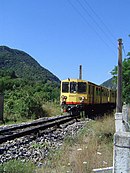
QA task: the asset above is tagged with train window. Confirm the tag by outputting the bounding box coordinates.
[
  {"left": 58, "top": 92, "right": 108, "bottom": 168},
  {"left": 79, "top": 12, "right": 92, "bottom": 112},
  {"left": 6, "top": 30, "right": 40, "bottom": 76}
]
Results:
[
  {"left": 62, "top": 82, "right": 69, "bottom": 93},
  {"left": 77, "top": 82, "right": 87, "bottom": 93},
  {"left": 99, "top": 88, "right": 101, "bottom": 95},
  {"left": 88, "top": 85, "right": 91, "bottom": 94},
  {"left": 96, "top": 88, "right": 100, "bottom": 95},
  {"left": 96, "top": 88, "right": 98, "bottom": 95},
  {"left": 112, "top": 92, "right": 114, "bottom": 97},
  {"left": 70, "top": 82, "right": 77, "bottom": 93}
]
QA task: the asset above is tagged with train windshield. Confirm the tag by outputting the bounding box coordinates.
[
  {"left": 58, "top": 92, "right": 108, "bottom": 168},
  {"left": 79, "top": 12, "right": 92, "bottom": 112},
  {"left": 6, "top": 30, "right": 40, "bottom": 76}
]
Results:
[
  {"left": 77, "top": 82, "right": 87, "bottom": 93},
  {"left": 70, "top": 82, "right": 87, "bottom": 93},
  {"left": 62, "top": 82, "right": 69, "bottom": 93},
  {"left": 70, "top": 82, "right": 77, "bottom": 93},
  {"left": 62, "top": 81, "right": 87, "bottom": 93}
]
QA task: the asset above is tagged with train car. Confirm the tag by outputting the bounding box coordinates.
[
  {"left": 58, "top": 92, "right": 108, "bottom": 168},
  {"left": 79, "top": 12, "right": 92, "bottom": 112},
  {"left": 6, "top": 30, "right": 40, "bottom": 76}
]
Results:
[
  {"left": 108, "top": 89, "right": 116, "bottom": 106},
  {"left": 60, "top": 78, "right": 116, "bottom": 115},
  {"left": 60, "top": 78, "right": 88, "bottom": 113}
]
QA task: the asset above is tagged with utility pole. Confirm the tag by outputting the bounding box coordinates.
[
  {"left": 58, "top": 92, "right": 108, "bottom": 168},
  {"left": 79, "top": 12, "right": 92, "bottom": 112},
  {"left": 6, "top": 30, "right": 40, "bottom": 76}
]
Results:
[
  {"left": 116, "top": 38, "right": 122, "bottom": 113},
  {"left": 113, "top": 40, "right": 130, "bottom": 172}
]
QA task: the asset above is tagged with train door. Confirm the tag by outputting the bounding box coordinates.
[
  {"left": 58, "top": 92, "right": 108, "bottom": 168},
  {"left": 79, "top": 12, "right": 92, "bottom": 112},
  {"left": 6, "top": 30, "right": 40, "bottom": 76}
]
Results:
[
  {"left": 92, "top": 85, "right": 95, "bottom": 104},
  {"left": 100, "top": 87, "right": 102, "bottom": 104},
  {"left": 88, "top": 85, "right": 91, "bottom": 104},
  {"left": 88, "top": 84, "right": 95, "bottom": 104}
]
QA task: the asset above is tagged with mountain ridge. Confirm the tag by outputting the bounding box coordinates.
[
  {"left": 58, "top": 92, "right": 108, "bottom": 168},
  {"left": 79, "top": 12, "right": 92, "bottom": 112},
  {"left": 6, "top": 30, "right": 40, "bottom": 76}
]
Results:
[
  {"left": 101, "top": 77, "right": 116, "bottom": 89},
  {"left": 0, "top": 45, "right": 60, "bottom": 83}
]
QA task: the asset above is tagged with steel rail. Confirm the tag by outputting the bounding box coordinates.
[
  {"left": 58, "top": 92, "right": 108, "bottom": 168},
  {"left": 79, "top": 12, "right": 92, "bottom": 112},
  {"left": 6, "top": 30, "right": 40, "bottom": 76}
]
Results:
[
  {"left": 0, "top": 114, "right": 72, "bottom": 134},
  {"left": 0, "top": 115, "right": 78, "bottom": 144}
]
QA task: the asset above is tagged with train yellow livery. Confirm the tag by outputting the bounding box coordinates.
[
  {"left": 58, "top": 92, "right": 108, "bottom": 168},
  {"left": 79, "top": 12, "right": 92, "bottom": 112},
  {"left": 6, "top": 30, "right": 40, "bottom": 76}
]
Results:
[{"left": 60, "top": 78, "right": 116, "bottom": 116}]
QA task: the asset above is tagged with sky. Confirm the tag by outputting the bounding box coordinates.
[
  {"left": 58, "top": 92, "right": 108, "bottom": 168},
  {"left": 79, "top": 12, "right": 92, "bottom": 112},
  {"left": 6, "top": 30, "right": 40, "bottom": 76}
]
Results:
[{"left": 0, "top": 0, "right": 130, "bottom": 85}]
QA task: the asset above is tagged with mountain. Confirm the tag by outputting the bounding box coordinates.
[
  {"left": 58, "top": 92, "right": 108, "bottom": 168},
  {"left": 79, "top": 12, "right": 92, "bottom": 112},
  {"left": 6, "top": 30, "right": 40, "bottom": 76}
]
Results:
[
  {"left": 0, "top": 46, "right": 60, "bottom": 83},
  {"left": 101, "top": 77, "right": 116, "bottom": 89}
]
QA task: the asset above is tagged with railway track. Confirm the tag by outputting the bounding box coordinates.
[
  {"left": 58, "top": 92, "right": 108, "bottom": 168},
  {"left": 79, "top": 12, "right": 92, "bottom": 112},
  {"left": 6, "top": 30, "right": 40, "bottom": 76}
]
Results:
[{"left": 0, "top": 114, "right": 79, "bottom": 144}]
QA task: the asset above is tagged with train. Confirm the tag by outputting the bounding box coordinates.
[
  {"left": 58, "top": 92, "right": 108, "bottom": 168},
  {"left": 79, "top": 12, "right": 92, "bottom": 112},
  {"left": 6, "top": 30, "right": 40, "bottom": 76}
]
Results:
[{"left": 60, "top": 78, "right": 116, "bottom": 116}]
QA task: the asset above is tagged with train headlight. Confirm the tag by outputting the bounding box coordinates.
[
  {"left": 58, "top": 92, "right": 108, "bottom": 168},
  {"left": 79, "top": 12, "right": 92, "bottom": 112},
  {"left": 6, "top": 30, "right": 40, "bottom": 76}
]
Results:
[
  {"left": 61, "top": 95, "right": 67, "bottom": 101},
  {"left": 79, "top": 96, "right": 85, "bottom": 102},
  {"left": 79, "top": 97, "right": 82, "bottom": 100},
  {"left": 61, "top": 95, "right": 64, "bottom": 99},
  {"left": 79, "top": 96, "right": 85, "bottom": 100}
]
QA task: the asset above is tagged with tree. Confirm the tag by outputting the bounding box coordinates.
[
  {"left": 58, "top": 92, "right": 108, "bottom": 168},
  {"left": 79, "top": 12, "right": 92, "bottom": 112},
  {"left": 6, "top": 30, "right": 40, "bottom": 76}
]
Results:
[
  {"left": 111, "top": 57, "right": 130, "bottom": 103},
  {"left": 10, "top": 71, "right": 17, "bottom": 79}
]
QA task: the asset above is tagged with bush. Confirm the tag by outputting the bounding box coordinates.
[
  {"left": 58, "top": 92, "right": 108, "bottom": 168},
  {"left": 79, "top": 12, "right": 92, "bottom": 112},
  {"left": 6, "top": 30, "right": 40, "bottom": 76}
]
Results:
[{"left": 2, "top": 77, "right": 60, "bottom": 122}]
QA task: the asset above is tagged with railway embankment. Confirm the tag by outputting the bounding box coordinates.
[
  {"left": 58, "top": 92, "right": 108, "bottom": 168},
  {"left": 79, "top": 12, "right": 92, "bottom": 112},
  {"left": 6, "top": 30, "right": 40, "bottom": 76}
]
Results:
[
  {"left": 0, "top": 112, "right": 115, "bottom": 172},
  {"left": 0, "top": 117, "right": 87, "bottom": 167},
  {"left": 38, "top": 113, "right": 115, "bottom": 173}
]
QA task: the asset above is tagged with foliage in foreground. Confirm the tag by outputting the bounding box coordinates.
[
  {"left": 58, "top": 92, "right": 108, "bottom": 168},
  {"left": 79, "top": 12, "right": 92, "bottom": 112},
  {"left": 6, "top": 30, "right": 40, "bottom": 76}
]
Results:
[
  {"left": 37, "top": 114, "right": 115, "bottom": 173},
  {"left": 111, "top": 57, "right": 130, "bottom": 103},
  {"left": 0, "top": 160, "right": 35, "bottom": 173}
]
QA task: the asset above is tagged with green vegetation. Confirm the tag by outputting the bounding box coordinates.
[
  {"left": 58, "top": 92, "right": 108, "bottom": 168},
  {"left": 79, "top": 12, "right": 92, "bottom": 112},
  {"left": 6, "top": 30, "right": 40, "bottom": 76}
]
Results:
[
  {"left": 0, "top": 46, "right": 60, "bottom": 82},
  {"left": 111, "top": 57, "right": 130, "bottom": 103},
  {"left": 0, "top": 159, "right": 35, "bottom": 173},
  {"left": 0, "top": 46, "right": 60, "bottom": 122},
  {"left": 102, "top": 57, "right": 130, "bottom": 104},
  {"left": 0, "top": 74, "right": 60, "bottom": 122},
  {"left": 37, "top": 114, "right": 115, "bottom": 172}
]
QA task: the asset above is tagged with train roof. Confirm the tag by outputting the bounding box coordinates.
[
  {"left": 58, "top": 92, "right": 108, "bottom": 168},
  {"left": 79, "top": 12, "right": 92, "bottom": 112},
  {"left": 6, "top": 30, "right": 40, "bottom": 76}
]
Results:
[
  {"left": 61, "top": 78, "right": 88, "bottom": 83},
  {"left": 61, "top": 78, "right": 113, "bottom": 91},
  {"left": 61, "top": 78, "right": 99, "bottom": 86}
]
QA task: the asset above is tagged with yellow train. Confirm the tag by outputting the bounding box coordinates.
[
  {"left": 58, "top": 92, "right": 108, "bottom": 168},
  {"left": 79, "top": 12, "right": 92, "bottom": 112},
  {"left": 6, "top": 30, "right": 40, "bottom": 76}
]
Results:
[{"left": 60, "top": 78, "right": 116, "bottom": 116}]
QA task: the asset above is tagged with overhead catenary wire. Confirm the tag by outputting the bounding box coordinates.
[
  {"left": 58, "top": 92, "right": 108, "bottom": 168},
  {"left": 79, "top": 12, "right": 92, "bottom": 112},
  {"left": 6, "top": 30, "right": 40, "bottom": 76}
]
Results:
[
  {"left": 67, "top": 0, "right": 117, "bottom": 55},
  {"left": 83, "top": 0, "right": 117, "bottom": 43},
  {"left": 77, "top": 0, "right": 116, "bottom": 48}
]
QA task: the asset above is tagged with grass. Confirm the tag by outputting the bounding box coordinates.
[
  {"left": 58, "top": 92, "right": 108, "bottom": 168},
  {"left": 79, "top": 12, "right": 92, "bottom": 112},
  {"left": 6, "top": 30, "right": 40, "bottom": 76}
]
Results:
[
  {"left": 0, "top": 112, "right": 115, "bottom": 173},
  {"left": 0, "top": 159, "right": 35, "bottom": 173},
  {"left": 37, "top": 113, "right": 115, "bottom": 173},
  {"left": 0, "top": 102, "right": 61, "bottom": 125},
  {"left": 42, "top": 101, "right": 61, "bottom": 117}
]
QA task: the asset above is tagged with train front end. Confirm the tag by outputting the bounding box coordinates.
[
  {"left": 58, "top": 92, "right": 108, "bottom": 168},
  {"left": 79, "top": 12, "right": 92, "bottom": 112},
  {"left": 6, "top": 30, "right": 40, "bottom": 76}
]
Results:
[{"left": 60, "top": 78, "right": 88, "bottom": 115}]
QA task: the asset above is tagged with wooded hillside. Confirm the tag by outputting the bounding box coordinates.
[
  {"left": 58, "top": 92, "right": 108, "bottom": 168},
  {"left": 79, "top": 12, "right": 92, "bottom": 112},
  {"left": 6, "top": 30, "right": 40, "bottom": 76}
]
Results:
[
  {"left": 0, "top": 46, "right": 60, "bottom": 83},
  {"left": 0, "top": 46, "right": 60, "bottom": 122}
]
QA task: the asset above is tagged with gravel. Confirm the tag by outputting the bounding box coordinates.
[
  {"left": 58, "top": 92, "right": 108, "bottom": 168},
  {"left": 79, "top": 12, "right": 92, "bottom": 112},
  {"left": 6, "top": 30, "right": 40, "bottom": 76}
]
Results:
[{"left": 0, "top": 118, "right": 88, "bottom": 166}]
